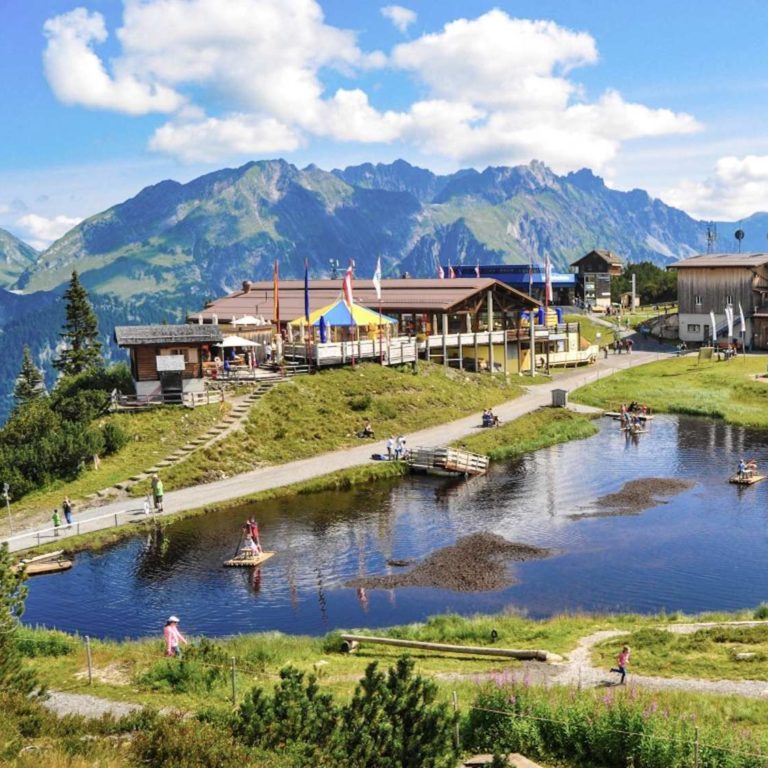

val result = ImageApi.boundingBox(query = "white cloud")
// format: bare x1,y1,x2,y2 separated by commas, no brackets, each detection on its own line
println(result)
16,213,82,250
149,115,303,163
43,8,183,115
381,5,416,34
42,3,700,172
664,154,768,219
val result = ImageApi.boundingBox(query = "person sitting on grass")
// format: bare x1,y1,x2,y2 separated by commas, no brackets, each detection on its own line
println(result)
359,419,375,438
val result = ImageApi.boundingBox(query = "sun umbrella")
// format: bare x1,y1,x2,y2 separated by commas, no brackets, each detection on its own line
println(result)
290,298,396,327
214,335,262,347
231,315,263,326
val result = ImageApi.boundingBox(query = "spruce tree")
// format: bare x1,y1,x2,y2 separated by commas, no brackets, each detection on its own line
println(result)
54,270,103,376
13,345,45,407
0,544,36,694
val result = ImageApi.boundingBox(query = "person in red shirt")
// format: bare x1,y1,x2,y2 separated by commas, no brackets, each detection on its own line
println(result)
163,616,187,658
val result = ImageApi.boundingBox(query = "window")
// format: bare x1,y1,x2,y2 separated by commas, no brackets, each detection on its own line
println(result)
687,324,701,332
725,295,733,306
694,295,702,306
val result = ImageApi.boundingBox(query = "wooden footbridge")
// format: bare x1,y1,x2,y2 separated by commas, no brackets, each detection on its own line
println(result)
406,446,489,477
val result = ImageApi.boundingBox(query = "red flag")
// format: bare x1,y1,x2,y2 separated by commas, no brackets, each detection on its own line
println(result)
474,264,480,278
437,264,444,279
272,260,280,325
343,262,354,306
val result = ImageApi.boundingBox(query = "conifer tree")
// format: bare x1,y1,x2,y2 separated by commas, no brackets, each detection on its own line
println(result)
54,270,103,376
0,544,36,694
13,345,45,407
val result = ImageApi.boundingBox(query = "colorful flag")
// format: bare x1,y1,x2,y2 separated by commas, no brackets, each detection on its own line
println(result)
373,256,382,300
544,255,553,304
448,265,456,279
474,263,480,278
437,264,444,279
343,262,354,306
304,259,310,323
272,260,280,325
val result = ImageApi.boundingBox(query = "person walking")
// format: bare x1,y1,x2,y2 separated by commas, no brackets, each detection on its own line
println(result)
62,496,73,527
610,644,631,685
386,436,395,460
163,615,188,658
152,474,164,512
52,508,61,537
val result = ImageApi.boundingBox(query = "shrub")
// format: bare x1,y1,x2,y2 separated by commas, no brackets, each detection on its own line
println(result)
753,603,768,620
102,420,129,455
137,638,230,694
16,628,76,657
349,394,373,412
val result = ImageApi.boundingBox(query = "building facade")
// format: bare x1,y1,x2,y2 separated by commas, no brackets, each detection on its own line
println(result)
570,250,624,309
669,253,768,347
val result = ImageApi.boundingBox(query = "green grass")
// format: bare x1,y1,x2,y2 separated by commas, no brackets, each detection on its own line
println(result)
453,407,599,460
141,362,524,495
572,355,768,427
12,404,226,523
563,313,616,347
592,622,768,682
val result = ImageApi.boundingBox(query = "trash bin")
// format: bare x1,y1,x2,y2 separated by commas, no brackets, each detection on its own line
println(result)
551,389,568,408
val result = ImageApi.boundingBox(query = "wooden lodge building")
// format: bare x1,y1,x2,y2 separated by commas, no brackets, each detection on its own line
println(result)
570,250,623,310
669,253,768,348
189,277,598,373
114,324,223,401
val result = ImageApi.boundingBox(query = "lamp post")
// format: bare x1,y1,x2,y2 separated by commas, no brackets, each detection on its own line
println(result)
329,259,340,280
3,483,11,535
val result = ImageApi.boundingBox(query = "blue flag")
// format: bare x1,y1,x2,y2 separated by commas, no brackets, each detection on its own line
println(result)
304,259,310,322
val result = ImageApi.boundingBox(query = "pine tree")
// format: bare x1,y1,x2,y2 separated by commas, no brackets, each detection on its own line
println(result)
0,544,36,694
13,345,45,407
54,270,103,376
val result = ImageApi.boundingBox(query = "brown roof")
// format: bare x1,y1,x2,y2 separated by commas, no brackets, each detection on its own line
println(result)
669,253,768,269
570,249,623,268
190,278,538,323
115,324,223,346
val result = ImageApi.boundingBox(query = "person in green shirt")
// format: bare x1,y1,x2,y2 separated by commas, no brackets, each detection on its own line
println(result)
152,474,164,512
52,508,61,537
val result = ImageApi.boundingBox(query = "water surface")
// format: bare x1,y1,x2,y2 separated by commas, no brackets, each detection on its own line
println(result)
24,416,768,639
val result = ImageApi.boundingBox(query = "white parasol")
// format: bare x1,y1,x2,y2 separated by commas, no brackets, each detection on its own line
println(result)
214,335,262,348
231,315,263,326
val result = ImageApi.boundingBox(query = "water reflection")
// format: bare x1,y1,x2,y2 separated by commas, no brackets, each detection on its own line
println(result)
23,415,768,640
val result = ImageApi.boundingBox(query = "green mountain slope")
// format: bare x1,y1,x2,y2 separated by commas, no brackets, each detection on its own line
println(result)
16,159,715,303
0,228,37,287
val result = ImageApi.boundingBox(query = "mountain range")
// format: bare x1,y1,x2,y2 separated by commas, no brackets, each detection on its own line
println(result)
1,157,767,421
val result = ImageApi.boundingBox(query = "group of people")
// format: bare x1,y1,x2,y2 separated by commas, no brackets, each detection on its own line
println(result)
385,435,408,460
482,408,501,427
737,458,759,480
241,517,263,556
618,403,647,431
51,496,74,534
613,338,634,354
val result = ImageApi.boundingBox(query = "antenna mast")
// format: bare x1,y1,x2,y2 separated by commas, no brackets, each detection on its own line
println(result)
706,222,717,254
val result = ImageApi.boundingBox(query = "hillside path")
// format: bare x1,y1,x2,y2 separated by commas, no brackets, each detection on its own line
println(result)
3,344,669,553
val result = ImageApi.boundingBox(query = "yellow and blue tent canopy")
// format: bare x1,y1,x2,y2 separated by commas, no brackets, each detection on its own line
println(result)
290,298,397,327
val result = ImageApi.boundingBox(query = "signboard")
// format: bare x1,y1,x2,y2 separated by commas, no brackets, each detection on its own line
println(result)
156,355,186,372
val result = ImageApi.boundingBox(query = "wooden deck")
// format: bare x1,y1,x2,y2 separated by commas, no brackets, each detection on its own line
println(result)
407,447,489,477
729,473,766,486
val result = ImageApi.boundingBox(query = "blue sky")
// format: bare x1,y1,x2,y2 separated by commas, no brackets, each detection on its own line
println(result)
2,0,768,248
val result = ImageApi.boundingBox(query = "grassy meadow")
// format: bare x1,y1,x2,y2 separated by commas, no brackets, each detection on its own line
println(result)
572,354,768,427
454,407,599,460
135,362,524,495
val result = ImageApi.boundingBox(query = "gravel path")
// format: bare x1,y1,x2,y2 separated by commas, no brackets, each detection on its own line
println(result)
440,621,768,700
42,691,143,719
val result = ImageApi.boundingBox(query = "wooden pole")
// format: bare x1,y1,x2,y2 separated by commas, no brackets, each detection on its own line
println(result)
85,635,93,685
339,633,554,661
231,657,237,706
486,290,494,374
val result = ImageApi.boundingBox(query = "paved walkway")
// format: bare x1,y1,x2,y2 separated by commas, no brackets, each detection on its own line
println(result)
3,347,668,553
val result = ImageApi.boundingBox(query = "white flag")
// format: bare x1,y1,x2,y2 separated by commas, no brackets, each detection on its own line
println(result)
709,310,717,344
739,302,746,333
725,305,734,338
373,256,382,300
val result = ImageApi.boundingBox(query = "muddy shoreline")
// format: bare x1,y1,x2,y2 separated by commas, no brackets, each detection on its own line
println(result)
572,477,694,519
346,532,553,592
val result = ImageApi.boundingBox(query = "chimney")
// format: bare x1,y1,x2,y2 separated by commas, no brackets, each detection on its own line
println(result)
242,280,253,293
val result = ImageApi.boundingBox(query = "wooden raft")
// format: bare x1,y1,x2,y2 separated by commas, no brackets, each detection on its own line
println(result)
223,551,275,568
729,473,767,486
13,550,74,576
407,446,489,477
